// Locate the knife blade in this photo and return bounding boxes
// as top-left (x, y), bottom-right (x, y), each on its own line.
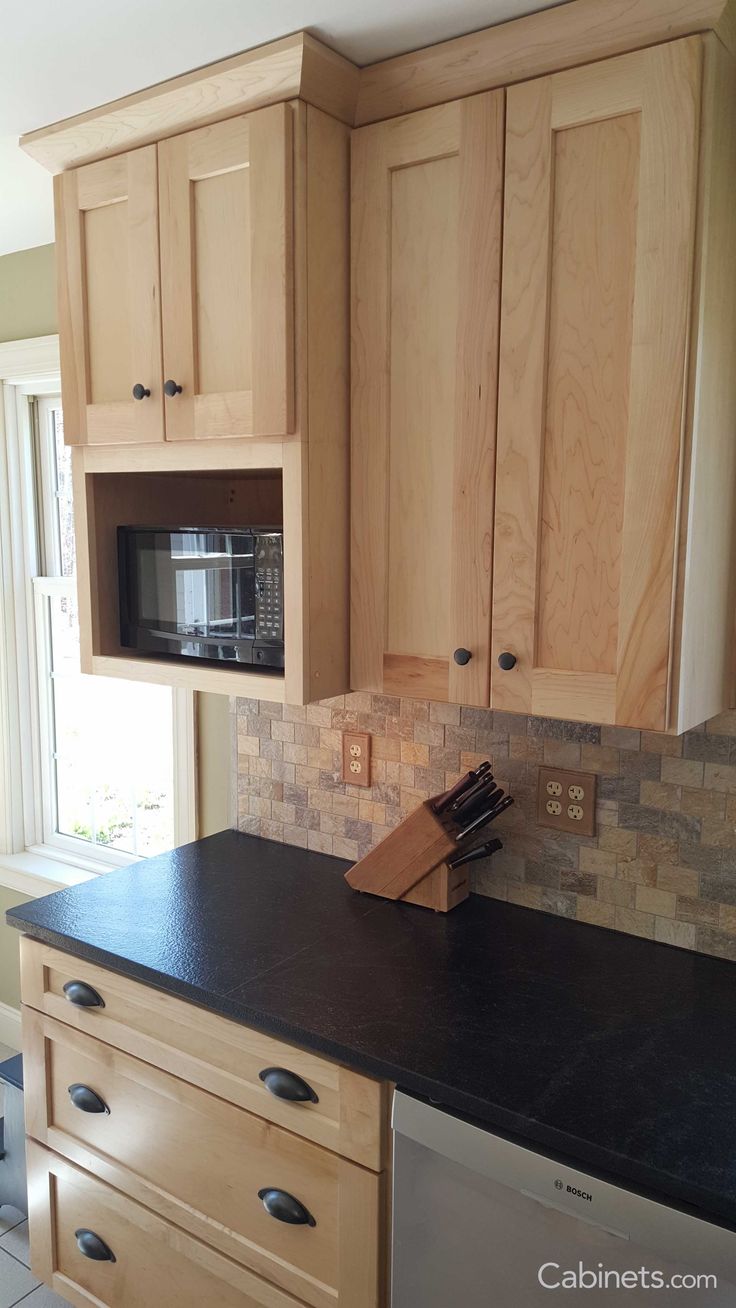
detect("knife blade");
top-left (456, 794), bottom-right (515, 841)
top-left (452, 781), bottom-right (503, 822)
top-left (449, 770), bottom-right (496, 814)
top-left (449, 838), bottom-right (503, 870)
top-left (432, 761), bottom-right (491, 814)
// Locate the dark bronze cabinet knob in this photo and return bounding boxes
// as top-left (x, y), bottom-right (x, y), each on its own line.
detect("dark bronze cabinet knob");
top-left (498, 652), bottom-right (517, 671)
top-left (132, 383), bottom-right (150, 400)
top-left (75, 1229), bottom-right (116, 1262)
top-left (453, 648), bottom-right (472, 666)
top-left (258, 1188), bottom-right (316, 1227)
top-left (259, 1067), bottom-right (318, 1104)
top-left (68, 1083), bottom-right (110, 1115)
top-left (164, 379), bottom-right (183, 397)
top-left (63, 980), bottom-right (105, 1008)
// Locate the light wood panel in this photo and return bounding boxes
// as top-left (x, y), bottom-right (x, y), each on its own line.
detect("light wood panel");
top-left (21, 938), bottom-right (386, 1170)
top-left (671, 35), bottom-right (736, 731)
top-left (55, 147), bottom-right (163, 445)
top-left (24, 1010), bottom-right (382, 1308)
top-left (355, 0), bottom-right (735, 124)
top-left (21, 33), bottom-right (359, 172)
top-left (27, 1141), bottom-right (315, 1308)
top-left (158, 104), bottom-right (294, 439)
top-left (491, 39), bottom-right (702, 729)
top-left (351, 92), bottom-right (503, 705)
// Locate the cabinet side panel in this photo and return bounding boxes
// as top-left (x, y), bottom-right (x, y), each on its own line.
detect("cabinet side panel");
top-left (673, 35), bottom-right (736, 731)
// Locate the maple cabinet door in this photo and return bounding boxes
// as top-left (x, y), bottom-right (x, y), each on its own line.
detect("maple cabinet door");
top-left (492, 39), bottom-right (701, 730)
top-left (55, 147), bottom-right (163, 445)
top-left (158, 104), bottom-right (294, 440)
top-left (351, 93), bottom-right (503, 705)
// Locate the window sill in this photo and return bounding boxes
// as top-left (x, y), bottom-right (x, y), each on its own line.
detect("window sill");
top-left (0, 849), bottom-right (99, 898)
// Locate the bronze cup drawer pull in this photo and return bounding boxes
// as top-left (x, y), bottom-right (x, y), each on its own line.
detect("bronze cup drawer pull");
top-left (258, 1066), bottom-right (319, 1104)
top-left (63, 980), bottom-right (105, 1009)
top-left (258, 1188), bottom-right (316, 1227)
top-left (75, 1229), bottom-right (116, 1262)
top-left (68, 1083), bottom-right (110, 1115)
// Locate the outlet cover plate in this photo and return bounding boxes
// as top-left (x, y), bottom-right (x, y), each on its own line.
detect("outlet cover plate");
top-left (537, 766), bottom-right (597, 836)
top-left (341, 732), bottom-right (371, 787)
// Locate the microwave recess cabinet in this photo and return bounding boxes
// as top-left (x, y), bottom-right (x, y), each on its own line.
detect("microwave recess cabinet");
top-left (351, 32), bottom-right (736, 733)
top-left (26, 38), bottom-right (355, 703)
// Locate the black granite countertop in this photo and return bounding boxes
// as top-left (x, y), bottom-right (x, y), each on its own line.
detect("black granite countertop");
top-left (8, 830), bottom-right (736, 1227)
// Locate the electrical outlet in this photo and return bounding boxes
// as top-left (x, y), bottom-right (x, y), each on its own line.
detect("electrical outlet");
top-left (342, 732), bottom-right (371, 787)
top-left (537, 766), bottom-right (596, 836)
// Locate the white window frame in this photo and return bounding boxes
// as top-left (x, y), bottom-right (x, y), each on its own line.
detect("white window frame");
top-left (0, 336), bottom-right (197, 895)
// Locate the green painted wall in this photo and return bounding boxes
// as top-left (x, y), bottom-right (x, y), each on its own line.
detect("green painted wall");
top-left (0, 244), bottom-right (57, 341)
top-left (0, 244), bottom-right (231, 1019)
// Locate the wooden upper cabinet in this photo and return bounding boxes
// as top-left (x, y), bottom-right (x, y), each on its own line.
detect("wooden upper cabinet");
top-left (351, 92), bottom-right (503, 705)
top-left (55, 147), bottom-right (164, 445)
top-left (491, 39), bottom-right (702, 730)
top-left (158, 104), bottom-right (295, 440)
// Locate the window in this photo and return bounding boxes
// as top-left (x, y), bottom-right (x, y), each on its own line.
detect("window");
top-left (0, 340), bottom-right (196, 885)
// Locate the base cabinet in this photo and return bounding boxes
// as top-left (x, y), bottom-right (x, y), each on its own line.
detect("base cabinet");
top-left (21, 942), bottom-right (389, 1308)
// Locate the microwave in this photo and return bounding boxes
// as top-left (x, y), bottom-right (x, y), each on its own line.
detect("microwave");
top-left (118, 526), bottom-right (285, 668)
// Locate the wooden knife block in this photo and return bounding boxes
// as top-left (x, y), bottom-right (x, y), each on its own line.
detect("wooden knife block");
top-left (344, 800), bottom-right (469, 912)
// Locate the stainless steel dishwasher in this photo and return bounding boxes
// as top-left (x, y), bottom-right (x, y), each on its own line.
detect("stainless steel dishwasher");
top-left (391, 1091), bottom-right (736, 1305)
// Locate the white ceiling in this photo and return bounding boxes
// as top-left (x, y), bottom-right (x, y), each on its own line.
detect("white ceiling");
top-left (0, 0), bottom-right (564, 256)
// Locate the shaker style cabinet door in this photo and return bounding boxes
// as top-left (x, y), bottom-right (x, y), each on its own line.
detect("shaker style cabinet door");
top-left (55, 146), bottom-right (164, 445)
top-left (351, 93), bottom-right (503, 705)
top-left (158, 104), bottom-right (295, 440)
top-left (491, 39), bottom-right (701, 730)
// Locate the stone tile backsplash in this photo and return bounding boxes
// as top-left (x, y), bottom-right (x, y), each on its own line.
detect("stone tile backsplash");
top-left (234, 693), bottom-right (736, 962)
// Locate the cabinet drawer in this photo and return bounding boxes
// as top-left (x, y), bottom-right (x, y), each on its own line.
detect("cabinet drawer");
top-left (24, 1009), bottom-right (384, 1308)
top-left (20, 937), bottom-right (386, 1169)
top-left (27, 1140), bottom-right (310, 1308)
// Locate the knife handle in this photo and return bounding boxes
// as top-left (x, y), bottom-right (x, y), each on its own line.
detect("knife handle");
top-left (457, 794), bottom-right (515, 840)
top-left (450, 774), bottom-right (497, 815)
top-left (433, 761), bottom-right (491, 814)
top-left (449, 838), bottom-right (503, 870)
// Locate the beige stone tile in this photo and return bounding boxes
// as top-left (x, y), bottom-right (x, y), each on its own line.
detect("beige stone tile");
top-left (638, 834), bottom-right (679, 865)
top-left (373, 735), bottom-right (401, 762)
top-left (401, 740), bottom-right (430, 766)
top-left (283, 742), bottom-right (308, 765)
top-left (580, 847), bottom-right (618, 875)
top-left (343, 692), bottom-right (372, 712)
top-left (598, 827), bottom-right (637, 857)
top-left (307, 830), bottom-right (333, 854)
top-left (295, 764), bottom-right (319, 787)
top-left (660, 756), bottom-right (705, 787)
top-left (319, 811), bottom-right (346, 836)
top-left (639, 780), bottom-right (681, 812)
top-left (237, 734), bottom-right (260, 757)
top-left (681, 788), bottom-right (726, 819)
top-left (544, 740), bottom-right (582, 768)
top-left (460, 751), bottom-right (489, 772)
top-left (307, 747), bottom-right (335, 771)
top-left (333, 836), bottom-right (359, 861)
top-left (654, 918), bottom-right (697, 949)
top-left (333, 794), bottom-right (360, 820)
top-left (429, 701), bottom-right (462, 725)
top-left (271, 801), bottom-right (296, 825)
top-left (656, 865), bottom-right (699, 896)
top-left (580, 743), bottom-right (621, 773)
top-left (614, 906), bottom-right (655, 939)
top-left (271, 720), bottom-right (295, 743)
top-left (283, 704), bottom-right (308, 722)
top-left (600, 726), bottom-right (641, 751)
top-left (700, 818), bottom-right (736, 847)
top-left (359, 799), bottom-right (386, 825)
top-left (307, 704), bottom-right (334, 727)
top-left (308, 788), bottom-right (333, 812)
top-left (636, 884), bottom-right (676, 918)
top-left (507, 882), bottom-right (544, 910)
top-left (640, 731), bottom-right (682, 756)
top-left (616, 859), bottom-right (657, 887)
top-left (677, 896), bottom-right (719, 927)
top-left (706, 710), bottom-right (736, 735)
top-left (319, 727), bottom-right (342, 752)
top-left (282, 825), bottom-right (309, 849)
top-left (704, 762), bottom-right (736, 792)
top-left (718, 904), bottom-right (736, 933)
top-left (597, 876), bottom-right (635, 908)
top-left (575, 898), bottom-right (616, 929)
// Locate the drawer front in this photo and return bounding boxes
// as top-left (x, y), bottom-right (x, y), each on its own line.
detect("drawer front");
top-left (24, 1009), bottom-right (383, 1308)
top-left (20, 936), bottom-right (385, 1169)
top-left (27, 1140), bottom-right (310, 1308)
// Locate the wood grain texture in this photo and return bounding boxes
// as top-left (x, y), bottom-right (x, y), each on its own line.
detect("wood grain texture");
top-left (158, 105), bottom-right (294, 440)
top-left (345, 800), bottom-right (456, 898)
top-left (24, 1008), bottom-right (382, 1308)
top-left (671, 34), bottom-right (736, 731)
top-left (57, 147), bottom-right (163, 445)
top-left (492, 39), bottom-right (702, 729)
top-left (355, 0), bottom-right (732, 125)
top-left (351, 94), bottom-right (502, 704)
top-left (383, 653), bottom-right (449, 701)
top-left (21, 938), bottom-right (386, 1171)
top-left (26, 1140), bottom-right (317, 1308)
top-left (536, 114), bottom-right (639, 676)
top-left (21, 33), bottom-right (358, 173)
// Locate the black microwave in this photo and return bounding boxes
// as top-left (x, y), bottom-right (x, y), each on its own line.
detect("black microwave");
top-left (118, 527), bottom-right (285, 668)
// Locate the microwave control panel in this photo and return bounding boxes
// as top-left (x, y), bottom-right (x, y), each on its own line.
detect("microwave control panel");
top-left (255, 534), bottom-right (284, 643)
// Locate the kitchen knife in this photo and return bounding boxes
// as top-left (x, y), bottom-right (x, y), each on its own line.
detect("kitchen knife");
top-left (449, 770), bottom-right (496, 814)
top-left (456, 794), bottom-right (515, 841)
top-left (432, 761), bottom-right (491, 814)
top-left (452, 780), bottom-right (502, 821)
top-left (449, 838), bottom-right (503, 870)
